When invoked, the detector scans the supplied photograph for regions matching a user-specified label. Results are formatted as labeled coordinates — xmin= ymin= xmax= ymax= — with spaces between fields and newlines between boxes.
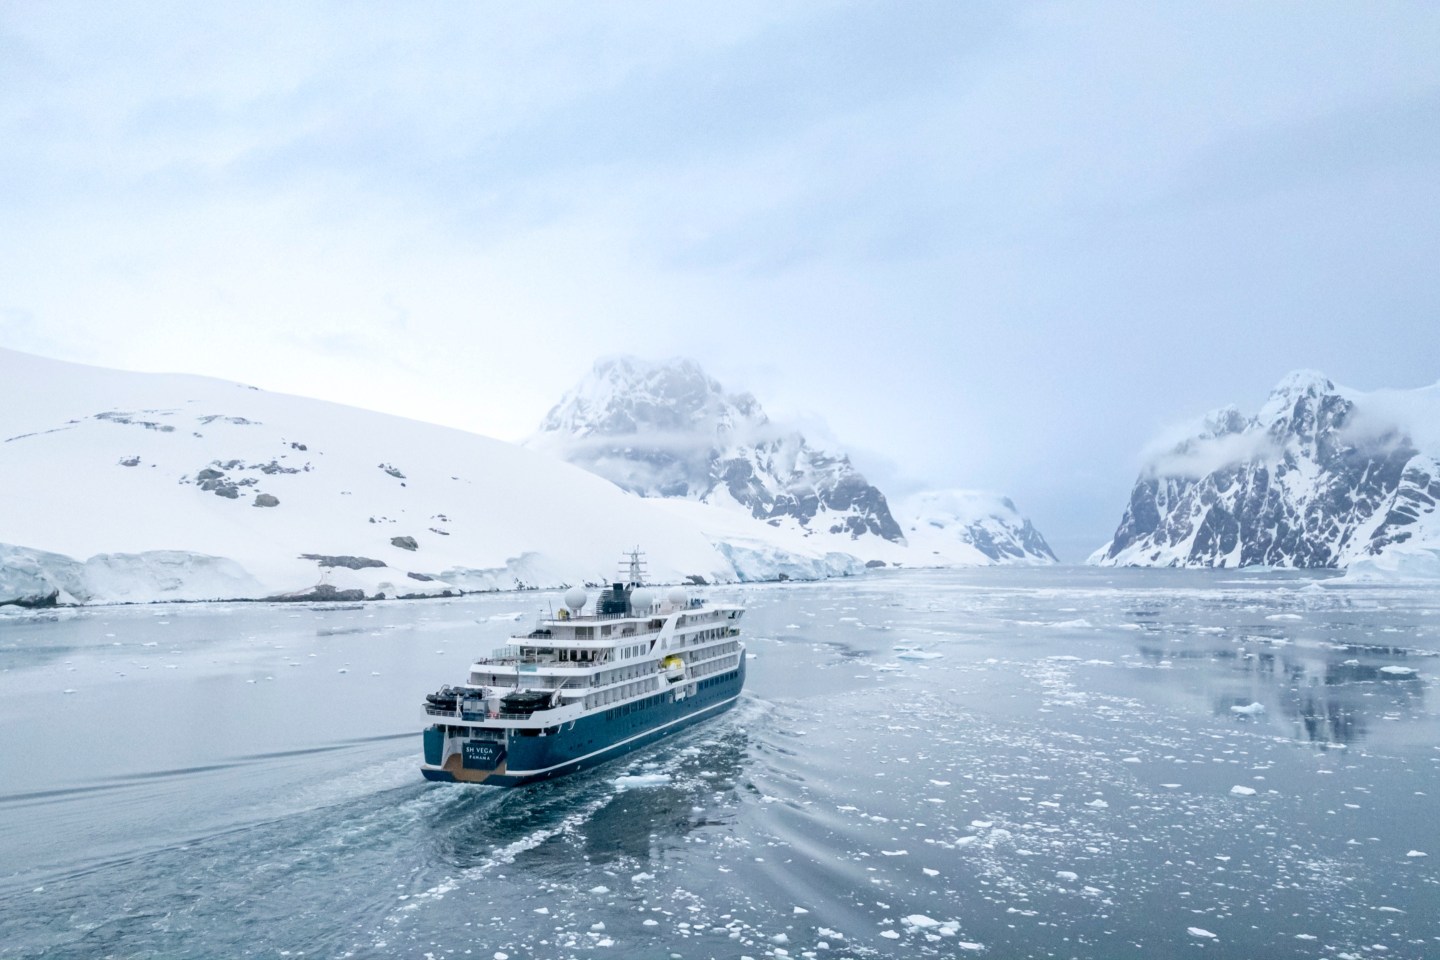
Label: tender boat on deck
xmin=420 ymin=551 xmax=746 ymax=786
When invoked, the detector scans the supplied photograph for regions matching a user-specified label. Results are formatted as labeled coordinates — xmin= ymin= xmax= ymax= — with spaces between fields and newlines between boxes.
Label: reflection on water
xmin=1157 ymin=634 xmax=1428 ymax=746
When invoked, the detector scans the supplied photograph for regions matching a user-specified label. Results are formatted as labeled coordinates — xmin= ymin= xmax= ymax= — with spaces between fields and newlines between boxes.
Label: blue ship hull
xmin=422 ymin=658 xmax=745 ymax=787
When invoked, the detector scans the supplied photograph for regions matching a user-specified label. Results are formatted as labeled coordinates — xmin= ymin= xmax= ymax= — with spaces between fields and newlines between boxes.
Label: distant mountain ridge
xmin=528 ymin=357 xmax=905 ymax=542
xmin=1093 ymin=371 xmax=1440 ymax=569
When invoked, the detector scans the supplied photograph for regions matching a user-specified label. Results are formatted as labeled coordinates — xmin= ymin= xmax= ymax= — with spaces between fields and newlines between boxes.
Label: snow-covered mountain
xmin=1092 ymin=371 xmax=1440 ymax=569
xmin=900 ymin=490 xmax=1057 ymax=565
xmin=528 ymin=357 xmax=1057 ymax=567
xmin=528 ymin=357 xmax=905 ymax=542
xmin=0 ymin=349 xmax=1054 ymax=606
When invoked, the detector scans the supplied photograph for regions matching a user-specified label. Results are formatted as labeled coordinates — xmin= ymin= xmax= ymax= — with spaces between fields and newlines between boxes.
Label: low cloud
xmin=1145 ymin=428 xmax=1281 ymax=480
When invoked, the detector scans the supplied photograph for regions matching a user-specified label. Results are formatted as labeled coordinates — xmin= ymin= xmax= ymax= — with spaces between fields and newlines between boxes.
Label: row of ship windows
xmin=582 ymin=677 xmax=657 ymax=710
xmin=688 ymin=654 xmax=737 ymax=680
xmin=696 ymin=669 xmax=739 ymax=691
xmin=604 ymin=696 xmax=660 ymax=721
xmin=473 ymin=642 xmax=738 ymax=691
xmin=680 ymin=627 xmax=733 ymax=645
xmin=598 ymin=667 xmax=738 ymax=721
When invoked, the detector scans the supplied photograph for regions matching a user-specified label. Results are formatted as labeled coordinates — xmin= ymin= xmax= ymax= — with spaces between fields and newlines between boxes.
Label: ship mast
xmin=623 ymin=547 xmax=647 ymax=588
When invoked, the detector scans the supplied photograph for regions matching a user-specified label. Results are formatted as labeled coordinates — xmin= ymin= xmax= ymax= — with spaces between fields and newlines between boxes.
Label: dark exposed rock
xmin=407 ymin=572 xmax=435 ymax=581
xmin=379 ymin=463 xmax=406 ymax=479
xmin=391 ymin=536 xmax=419 ymax=551
xmin=1 ymin=589 xmax=60 ymax=609
xmin=300 ymin=554 xmax=387 ymax=569
xmin=254 ymin=493 xmax=280 ymax=507
xmin=212 ymin=482 xmax=240 ymax=499
xmin=865 ymin=559 xmax=887 ymax=568
xmin=95 ymin=411 xmax=175 ymax=432
xmin=269 ymin=584 xmax=367 ymax=602
xmin=198 ymin=415 xmax=259 ymax=426
xmin=685 ymin=574 xmax=708 ymax=585
xmin=196 ymin=467 xmax=225 ymax=482
xmin=119 ymin=456 xmax=140 ymax=467
xmin=259 ymin=460 xmax=300 ymax=475
xmin=290 ymin=441 xmax=307 ymax=451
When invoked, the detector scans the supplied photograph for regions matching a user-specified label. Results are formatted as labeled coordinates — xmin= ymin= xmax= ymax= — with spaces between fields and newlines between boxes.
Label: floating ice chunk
xmin=1160 ymin=783 xmax=1181 ymax=789
xmin=1230 ymin=785 xmax=1257 ymax=796
xmin=958 ymin=941 xmax=984 ymax=951
xmin=896 ymin=650 xmax=943 ymax=661
xmin=494 ymin=953 xmax=508 ymax=960
xmin=903 ymin=915 xmax=940 ymax=928
xmin=923 ymin=868 xmax=939 ymax=876
xmin=1405 ymin=850 xmax=1427 ymax=857
xmin=881 ymin=849 xmax=908 ymax=856
xmin=1187 ymin=927 xmax=1217 ymax=939
xmin=1230 ymin=702 xmax=1265 ymax=715
xmin=1381 ymin=666 xmax=1417 ymax=677
xmin=62 ymin=688 xmax=76 ymax=694
xmin=642 ymin=918 xmax=658 ymax=926
xmin=533 ymin=906 xmax=549 ymax=914
xmin=1121 ymin=757 xmax=1142 ymax=764
xmin=970 ymin=820 xmax=993 ymax=829
xmin=631 ymin=872 xmax=654 ymax=882
xmin=880 ymin=930 xmax=901 ymax=939
xmin=590 ymin=921 xmax=606 ymax=931
xmin=614 ymin=773 xmax=670 ymax=790
xmin=1266 ymin=614 xmax=1303 ymax=621
xmin=929 ymin=779 xmax=950 ymax=787
xmin=589 ymin=885 xmax=610 ymax=894
xmin=793 ymin=906 xmax=809 ymax=915
xmin=1085 ymin=799 xmax=1109 ymax=808
xmin=1056 ymin=871 xmax=1078 ymax=882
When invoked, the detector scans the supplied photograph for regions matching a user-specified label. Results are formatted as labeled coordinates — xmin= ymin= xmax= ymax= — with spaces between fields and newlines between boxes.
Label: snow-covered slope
xmin=1092 ymin=371 xmax=1440 ymax=570
xmin=0 ymin=349 xmax=776 ymax=605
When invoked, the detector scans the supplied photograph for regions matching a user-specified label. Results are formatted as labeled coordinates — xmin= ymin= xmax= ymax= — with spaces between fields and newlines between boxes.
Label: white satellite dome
xmin=629 ymin=588 xmax=655 ymax=612
xmin=667 ymin=586 xmax=688 ymax=607
xmin=563 ymin=586 xmax=587 ymax=612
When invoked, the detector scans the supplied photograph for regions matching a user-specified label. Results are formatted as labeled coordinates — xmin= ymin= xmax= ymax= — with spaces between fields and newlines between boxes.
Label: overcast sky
xmin=3 ymin=2 xmax=1438 ymax=559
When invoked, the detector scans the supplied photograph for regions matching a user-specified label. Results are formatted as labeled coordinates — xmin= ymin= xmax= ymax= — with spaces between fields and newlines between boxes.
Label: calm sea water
xmin=1 ymin=568 xmax=1437 ymax=959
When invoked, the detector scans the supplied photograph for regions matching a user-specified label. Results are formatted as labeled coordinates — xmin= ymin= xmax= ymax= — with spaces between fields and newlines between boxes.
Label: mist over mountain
xmin=1093 ymin=371 xmax=1440 ymax=572
xmin=528 ymin=357 xmax=905 ymax=542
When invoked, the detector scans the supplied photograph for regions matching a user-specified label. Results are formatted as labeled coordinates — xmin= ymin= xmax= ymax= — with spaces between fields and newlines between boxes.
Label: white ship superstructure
xmin=421 ymin=551 xmax=746 ymax=785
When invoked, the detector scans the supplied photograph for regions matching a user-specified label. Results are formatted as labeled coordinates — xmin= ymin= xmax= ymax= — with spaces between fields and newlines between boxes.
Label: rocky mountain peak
xmin=1096 ymin=371 xmax=1438 ymax=569
xmin=530 ymin=356 xmax=905 ymax=542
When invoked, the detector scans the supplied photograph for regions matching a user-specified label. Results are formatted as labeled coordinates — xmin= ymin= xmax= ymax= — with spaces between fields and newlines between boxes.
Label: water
xmin=2 ymin=568 xmax=1438 ymax=959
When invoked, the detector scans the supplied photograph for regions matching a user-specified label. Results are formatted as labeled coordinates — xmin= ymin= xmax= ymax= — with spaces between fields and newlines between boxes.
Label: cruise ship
xmin=421 ymin=552 xmax=746 ymax=786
